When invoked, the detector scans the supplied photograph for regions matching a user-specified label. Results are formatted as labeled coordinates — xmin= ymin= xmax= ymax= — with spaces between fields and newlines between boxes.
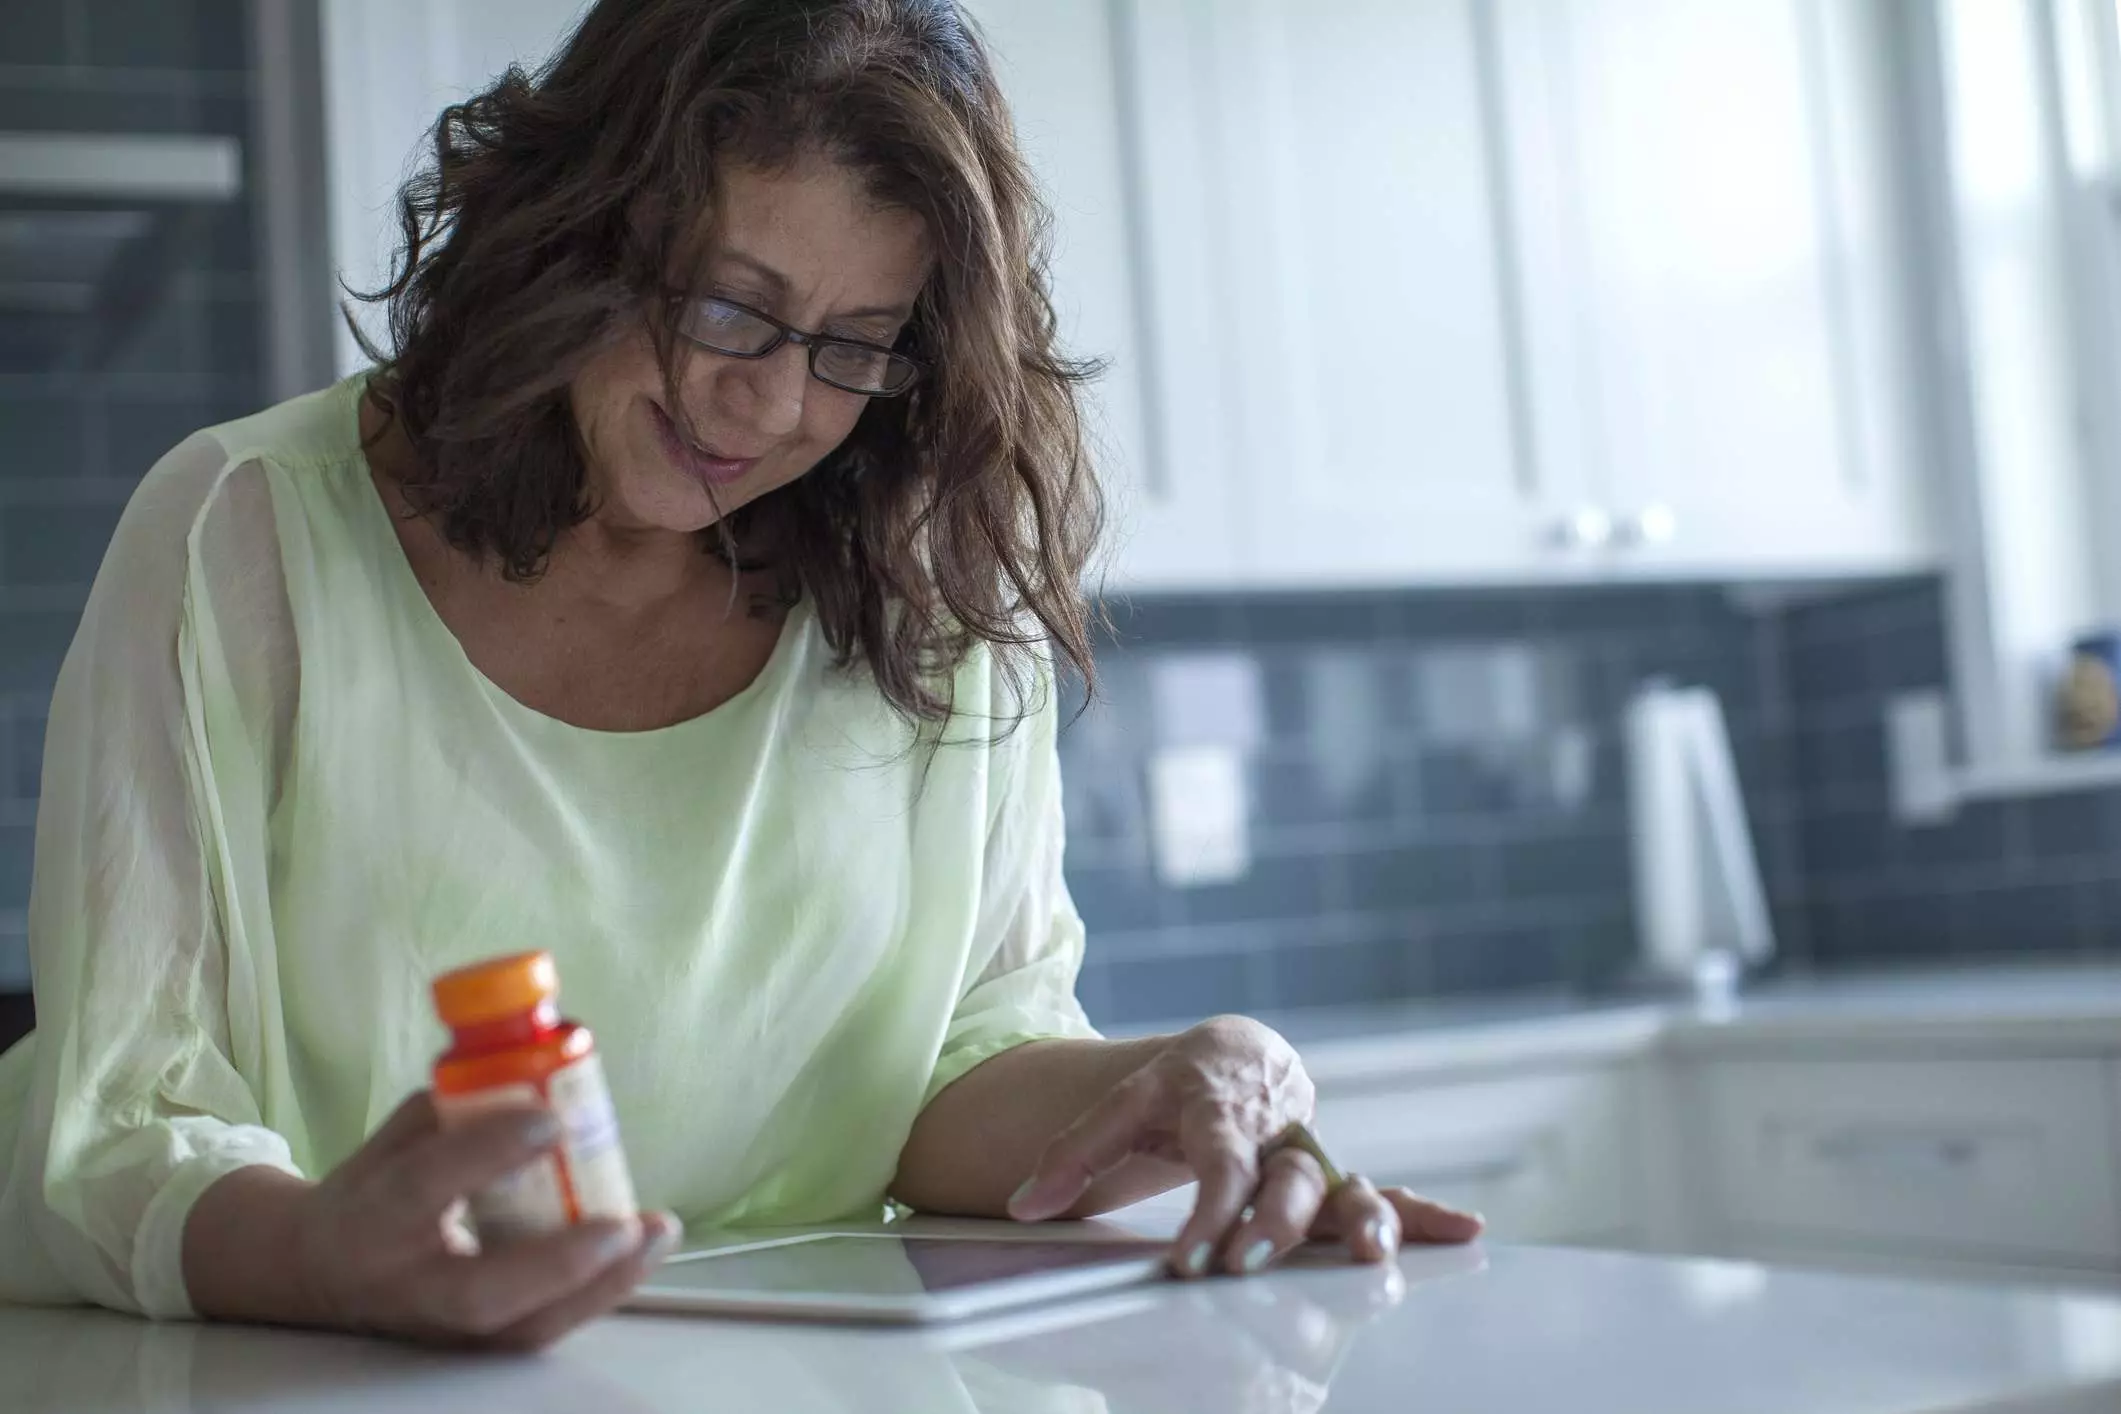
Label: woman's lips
xmin=650 ymin=402 xmax=759 ymax=488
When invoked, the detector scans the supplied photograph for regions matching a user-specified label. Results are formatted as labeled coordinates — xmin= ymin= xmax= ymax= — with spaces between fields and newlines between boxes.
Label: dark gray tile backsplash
xmin=1062 ymin=574 xmax=2121 ymax=1031
xmin=1781 ymin=579 xmax=2121 ymax=968
xmin=78 ymin=0 xmax=250 ymax=72
xmin=5 ymin=0 xmax=73 ymax=66
xmin=1064 ymin=585 xmax=1808 ymax=1027
xmin=3 ymin=502 xmax=129 ymax=586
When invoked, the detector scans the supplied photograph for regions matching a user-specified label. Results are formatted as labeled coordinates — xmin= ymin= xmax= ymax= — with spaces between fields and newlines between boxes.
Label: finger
xmin=1382 ymin=1186 xmax=1484 ymax=1244
xmin=1319 ymin=1175 xmax=1400 ymax=1264
xmin=338 ymin=1091 xmax=442 ymax=1180
xmin=1009 ymin=1072 xmax=1163 ymax=1222
xmin=380 ymin=1107 xmax=562 ymax=1222
xmin=485 ymin=1212 xmax=685 ymax=1352
xmin=1170 ymin=1114 xmax=1262 ymax=1280
xmin=414 ymin=1213 xmax=651 ymax=1340
xmin=1221 ymin=1146 xmax=1328 ymax=1276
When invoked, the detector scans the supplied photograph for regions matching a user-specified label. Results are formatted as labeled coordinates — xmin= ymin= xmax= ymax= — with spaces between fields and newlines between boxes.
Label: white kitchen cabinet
xmin=1277 ymin=976 xmax=2121 ymax=1288
xmin=1687 ymin=1055 xmax=2121 ymax=1275
xmin=1110 ymin=0 xmax=1559 ymax=588
xmin=1089 ymin=0 xmax=1936 ymax=586
xmin=960 ymin=1 xmax=1233 ymax=590
xmin=1492 ymin=0 xmax=1936 ymax=578
xmin=1313 ymin=1061 xmax=1651 ymax=1246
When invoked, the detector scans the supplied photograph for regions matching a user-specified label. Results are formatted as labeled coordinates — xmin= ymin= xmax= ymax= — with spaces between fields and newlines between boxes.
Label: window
xmin=1888 ymin=0 xmax=2121 ymax=815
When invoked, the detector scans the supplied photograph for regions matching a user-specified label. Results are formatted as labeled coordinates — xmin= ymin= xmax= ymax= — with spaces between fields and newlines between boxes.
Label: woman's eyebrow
xmin=713 ymin=249 xmax=914 ymax=324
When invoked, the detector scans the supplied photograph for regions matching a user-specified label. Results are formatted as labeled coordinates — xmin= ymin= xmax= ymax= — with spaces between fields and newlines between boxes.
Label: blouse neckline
xmin=334 ymin=373 xmax=811 ymax=744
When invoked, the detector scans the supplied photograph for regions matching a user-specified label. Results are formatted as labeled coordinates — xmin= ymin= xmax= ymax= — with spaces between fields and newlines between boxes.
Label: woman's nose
xmin=713 ymin=343 xmax=807 ymax=439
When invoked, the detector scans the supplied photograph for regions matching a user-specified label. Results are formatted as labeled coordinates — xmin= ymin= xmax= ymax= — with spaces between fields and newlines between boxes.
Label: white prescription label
xmin=433 ymin=1054 xmax=637 ymax=1245
xmin=547 ymin=1053 xmax=637 ymax=1221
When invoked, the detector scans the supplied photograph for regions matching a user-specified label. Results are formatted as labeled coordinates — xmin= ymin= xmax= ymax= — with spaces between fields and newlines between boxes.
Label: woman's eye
xmin=817 ymin=344 xmax=890 ymax=380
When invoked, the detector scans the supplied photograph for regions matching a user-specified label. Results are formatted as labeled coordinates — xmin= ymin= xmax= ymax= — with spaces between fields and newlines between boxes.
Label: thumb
xmin=1009 ymin=1072 xmax=1163 ymax=1222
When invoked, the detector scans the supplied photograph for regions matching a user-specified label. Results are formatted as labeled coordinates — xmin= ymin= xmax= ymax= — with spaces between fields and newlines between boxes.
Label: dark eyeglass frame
xmin=668 ymin=292 xmax=926 ymax=397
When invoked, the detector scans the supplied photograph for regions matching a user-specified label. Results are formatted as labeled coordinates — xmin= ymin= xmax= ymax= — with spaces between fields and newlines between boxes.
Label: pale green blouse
xmin=0 ymin=375 xmax=1097 ymax=1318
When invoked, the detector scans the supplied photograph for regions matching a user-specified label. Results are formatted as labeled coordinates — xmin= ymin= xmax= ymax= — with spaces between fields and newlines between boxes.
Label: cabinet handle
xmin=1808 ymin=1127 xmax=1984 ymax=1174
xmin=1553 ymin=507 xmax=1614 ymax=550
xmin=1615 ymin=504 xmax=1679 ymax=547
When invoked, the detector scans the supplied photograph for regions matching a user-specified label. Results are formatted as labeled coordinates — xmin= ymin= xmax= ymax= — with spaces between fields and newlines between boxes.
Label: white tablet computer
xmin=625 ymin=1231 xmax=1172 ymax=1324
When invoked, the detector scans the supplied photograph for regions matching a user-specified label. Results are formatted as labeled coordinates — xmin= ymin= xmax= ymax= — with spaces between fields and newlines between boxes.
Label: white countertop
xmin=8 ymin=1234 xmax=2121 ymax=1412
xmin=1660 ymin=961 xmax=2121 ymax=1053
xmin=16 ymin=963 xmax=2121 ymax=1411
xmin=1250 ymin=961 xmax=2121 ymax=1086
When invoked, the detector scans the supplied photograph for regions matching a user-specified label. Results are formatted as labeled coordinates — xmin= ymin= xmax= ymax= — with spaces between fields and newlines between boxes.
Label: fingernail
xmin=593 ymin=1222 xmax=639 ymax=1264
xmin=645 ymin=1214 xmax=683 ymax=1265
xmin=1240 ymin=1239 xmax=1274 ymax=1274
xmin=1009 ymin=1177 xmax=1039 ymax=1213
xmin=1366 ymin=1217 xmax=1398 ymax=1251
xmin=519 ymin=1111 xmax=562 ymax=1146
xmin=1181 ymin=1241 xmax=1214 ymax=1276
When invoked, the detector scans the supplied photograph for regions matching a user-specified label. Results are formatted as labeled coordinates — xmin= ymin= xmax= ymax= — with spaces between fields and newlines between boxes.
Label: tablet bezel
xmin=623 ymin=1230 xmax=1171 ymax=1325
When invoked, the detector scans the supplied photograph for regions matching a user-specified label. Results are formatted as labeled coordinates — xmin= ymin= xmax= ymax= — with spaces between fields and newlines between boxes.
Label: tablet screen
xmin=651 ymin=1236 xmax=1169 ymax=1297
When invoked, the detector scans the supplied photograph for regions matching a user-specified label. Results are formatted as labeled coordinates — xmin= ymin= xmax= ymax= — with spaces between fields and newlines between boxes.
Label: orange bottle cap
xmin=432 ymin=951 xmax=558 ymax=1027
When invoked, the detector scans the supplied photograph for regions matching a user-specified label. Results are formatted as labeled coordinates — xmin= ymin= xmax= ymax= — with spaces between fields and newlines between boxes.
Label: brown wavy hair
xmin=355 ymin=0 xmax=1103 ymax=722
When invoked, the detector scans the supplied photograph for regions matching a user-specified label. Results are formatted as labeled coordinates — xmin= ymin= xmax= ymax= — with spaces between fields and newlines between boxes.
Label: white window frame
xmin=1887 ymin=0 xmax=2121 ymax=820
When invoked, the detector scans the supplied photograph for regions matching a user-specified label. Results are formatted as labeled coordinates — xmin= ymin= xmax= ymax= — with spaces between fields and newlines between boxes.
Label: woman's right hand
xmin=185 ymin=1091 xmax=679 ymax=1349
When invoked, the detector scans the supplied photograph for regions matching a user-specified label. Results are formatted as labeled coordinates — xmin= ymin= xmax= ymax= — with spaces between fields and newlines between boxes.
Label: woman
xmin=0 ymin=0 xmax=1478 ymax=1347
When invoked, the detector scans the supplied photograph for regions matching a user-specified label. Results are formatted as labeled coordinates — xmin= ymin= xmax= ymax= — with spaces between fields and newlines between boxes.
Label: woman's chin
xmin=591 ymin=442 xmax=781 ymax=536
xmin=581 ymin=476 xmax=733 ymax=538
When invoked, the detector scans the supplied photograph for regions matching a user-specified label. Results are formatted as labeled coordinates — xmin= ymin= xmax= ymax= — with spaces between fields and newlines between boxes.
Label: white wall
xmin=319 ymin=0 xmax=594 ymax=374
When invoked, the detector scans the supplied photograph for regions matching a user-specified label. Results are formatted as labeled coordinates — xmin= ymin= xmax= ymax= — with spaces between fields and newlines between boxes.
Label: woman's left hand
xmin=1004 ymin=1015 xmax=1484 ymax=1277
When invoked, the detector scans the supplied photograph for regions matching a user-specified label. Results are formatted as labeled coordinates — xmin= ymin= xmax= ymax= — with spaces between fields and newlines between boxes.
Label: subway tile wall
xmin=1064 ymin=576 xmax=2121 ymax=1030
xmin=1061 ymin=586 xmax=1812 ymax=1028
xmin=1783 ymin=579 xmax=2121 ymax=966
xmin=0 ymin=0 xmax=262 ymax=989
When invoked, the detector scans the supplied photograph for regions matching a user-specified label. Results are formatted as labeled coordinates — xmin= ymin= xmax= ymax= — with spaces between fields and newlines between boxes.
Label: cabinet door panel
xmin=1695 ymin=1057 xmax=2121 ymax=1267
xmin=1500 ymin=0 xmax=1935 ymax=575
xmin=1314 ymin=1065 xmax=1643 ymax=1244
xmin=968 ymin=0 xmax=1239 ymax=589
xmin=1573 ymin=0 xmax=1846 ymax=567
xmin=323 ymin=0 xmax=592 ymax=373
xmin=1122 ymin=0 xmax=1555 ymax=587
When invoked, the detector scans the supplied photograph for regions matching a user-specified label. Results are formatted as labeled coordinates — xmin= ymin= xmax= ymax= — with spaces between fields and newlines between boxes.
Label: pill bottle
xmin=431 ymin=950 xmax=637 ymax=1245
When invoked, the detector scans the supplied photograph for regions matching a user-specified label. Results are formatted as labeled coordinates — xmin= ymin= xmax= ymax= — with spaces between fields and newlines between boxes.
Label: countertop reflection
xmin=8 ymin=1238 xmax=2121 ymax=1413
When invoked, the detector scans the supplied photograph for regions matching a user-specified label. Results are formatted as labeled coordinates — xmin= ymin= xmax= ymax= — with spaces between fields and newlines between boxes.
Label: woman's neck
xmin=360 ymin=388 xmax=730 ymax=620
xmin=545 ymin=517 xmax=728 ymax=618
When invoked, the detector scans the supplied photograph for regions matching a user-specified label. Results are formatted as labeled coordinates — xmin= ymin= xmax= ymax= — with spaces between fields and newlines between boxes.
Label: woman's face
xmin=569 ymin=154 xmax=933 ymax=537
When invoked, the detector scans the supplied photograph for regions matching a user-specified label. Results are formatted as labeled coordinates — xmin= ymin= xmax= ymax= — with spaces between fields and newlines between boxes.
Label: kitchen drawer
xmin=1312 ymin=1065 xmax=1643 ymax=1244
xmin=1694 ymin=1058 xmax=2121 ymax=1266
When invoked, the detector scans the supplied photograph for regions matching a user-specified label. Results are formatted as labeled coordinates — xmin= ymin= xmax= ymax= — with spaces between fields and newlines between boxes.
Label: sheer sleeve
xmin=921 ymin=655 xmax=1101 ymax=1109
xmin=0 ymin=432 xmax=303 ymax=1318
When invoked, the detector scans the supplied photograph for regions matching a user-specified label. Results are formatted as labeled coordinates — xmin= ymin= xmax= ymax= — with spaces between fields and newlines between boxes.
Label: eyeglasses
xmin=671 ymin=294 xmax=925 ymax=397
